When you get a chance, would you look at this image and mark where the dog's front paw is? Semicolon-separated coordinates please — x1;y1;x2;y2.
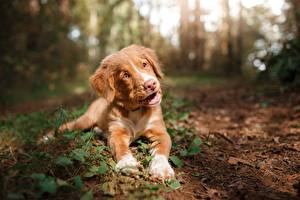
115;154;140;174
149;155;175;180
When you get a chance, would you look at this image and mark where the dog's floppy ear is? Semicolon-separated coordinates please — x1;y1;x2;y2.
90;61;115;103
141;47;163;79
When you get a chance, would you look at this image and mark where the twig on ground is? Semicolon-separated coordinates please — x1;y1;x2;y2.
211;131;234;144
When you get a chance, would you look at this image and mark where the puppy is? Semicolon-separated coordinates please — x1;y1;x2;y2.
59;45;174;180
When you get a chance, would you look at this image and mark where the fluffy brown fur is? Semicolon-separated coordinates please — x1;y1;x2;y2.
59;45;174;179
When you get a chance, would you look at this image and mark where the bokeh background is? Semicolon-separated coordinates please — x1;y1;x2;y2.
0;0;299;107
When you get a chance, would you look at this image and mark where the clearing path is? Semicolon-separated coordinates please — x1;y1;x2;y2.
173;84;300;199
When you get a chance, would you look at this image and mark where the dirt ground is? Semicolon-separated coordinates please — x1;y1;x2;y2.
2;83;300;200
168;84;300;200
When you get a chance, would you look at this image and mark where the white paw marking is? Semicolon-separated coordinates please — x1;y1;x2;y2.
149;155;175;179
93;126;103;134
115;154;140;174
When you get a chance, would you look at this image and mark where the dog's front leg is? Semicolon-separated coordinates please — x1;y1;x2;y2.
145;129;175;180
108;128;140;174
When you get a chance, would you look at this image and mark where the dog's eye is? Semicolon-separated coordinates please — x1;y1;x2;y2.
142;62;147;67
123;72;131;79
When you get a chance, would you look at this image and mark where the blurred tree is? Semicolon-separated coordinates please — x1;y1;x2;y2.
290;0;300;39
235;0;244;73
179;0;191;71
0;0;88;104
258;0;300;86
96;0;125;58
191;0;206;71
222;0;235;75
1;0;298;105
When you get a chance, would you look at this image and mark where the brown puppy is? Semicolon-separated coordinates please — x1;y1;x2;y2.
59;45;174;179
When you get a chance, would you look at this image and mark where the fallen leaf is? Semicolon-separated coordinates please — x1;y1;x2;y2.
287;174;300;182
273;137;280;143
293;142;300;151
227;157;253;167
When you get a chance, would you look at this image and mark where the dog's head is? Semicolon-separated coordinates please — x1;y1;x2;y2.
90;45;163;110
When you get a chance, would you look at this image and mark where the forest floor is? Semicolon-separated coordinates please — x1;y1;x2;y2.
1;76;300;200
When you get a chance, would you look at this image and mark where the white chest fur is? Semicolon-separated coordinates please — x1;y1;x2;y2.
122;107;161;141
108;106;162;142
127;109;152;140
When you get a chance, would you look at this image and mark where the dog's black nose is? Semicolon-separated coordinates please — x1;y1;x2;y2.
144;79;157;91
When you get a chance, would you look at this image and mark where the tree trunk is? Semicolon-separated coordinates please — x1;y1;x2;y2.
126;0;134;45
291;0;300;40
222;0;235;75
144;0;153;46
192;0;205;71
235;0;244;74
179;0;190;71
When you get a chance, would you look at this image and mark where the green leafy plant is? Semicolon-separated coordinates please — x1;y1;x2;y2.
69;148;88;163
74;176;84;190
55;156;73;166
98;161;109;174
80;190;93;200
260;38;300;86
178;136;202;157
169;156;184;168
1;91;198;198
166;179;181;190
30;173;58;195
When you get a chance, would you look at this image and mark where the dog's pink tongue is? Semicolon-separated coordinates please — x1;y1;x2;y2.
149;93;160;105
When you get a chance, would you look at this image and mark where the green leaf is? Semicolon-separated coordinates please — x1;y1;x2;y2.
180;149;188;157
34;152;51;159
146;155;153;162
70;149;87;162
261;101;269;108
167;179;181;190
98;161;108;174
31;173;57;194
89;165;99;173
167;128;176;137
31;173;46;181
63;131;77;139
145;183;162;191
39;177;57;194
54;108;68;129
137;140;148;150
187;145;201;155
172;142;178;148
178;112;189;121
83;165;99;178
177;127;188;135
193;137;202;146
74;176;84;190
156;196;166;200
169;156;184;168
7;192;24;200
80;132;94;142
95;146;107;153
80;190;93;200
55;156;73;166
